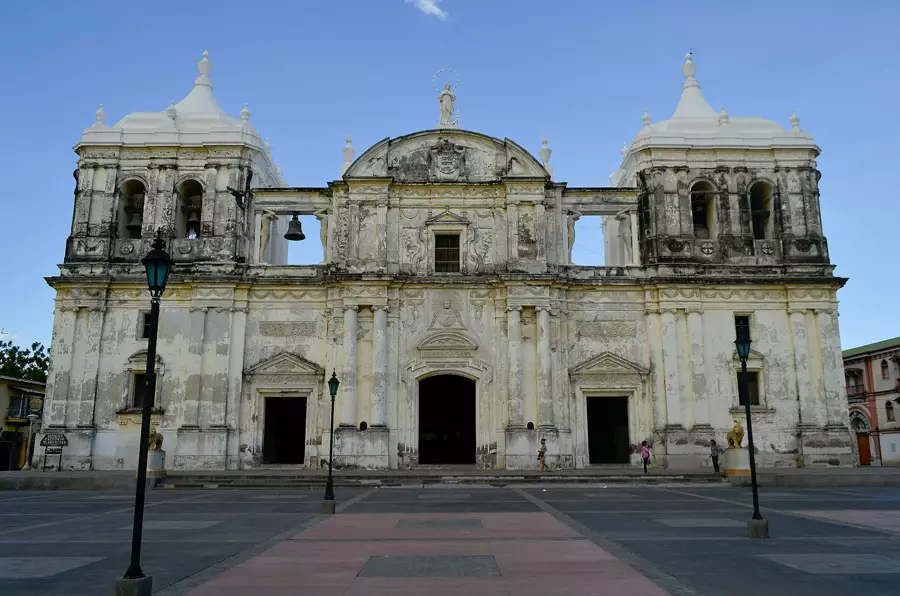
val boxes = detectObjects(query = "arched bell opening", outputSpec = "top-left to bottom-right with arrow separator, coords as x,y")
118,180 -> 147,240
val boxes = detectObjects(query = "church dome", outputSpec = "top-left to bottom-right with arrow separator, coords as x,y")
77,52 -> 267,153
614,52 -> 817,185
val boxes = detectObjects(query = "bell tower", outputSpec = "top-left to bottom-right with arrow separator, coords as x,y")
67,52 -> 284,268
615,53 -> 828,269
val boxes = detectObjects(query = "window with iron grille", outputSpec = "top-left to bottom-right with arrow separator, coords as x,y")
434,234 -> 460,273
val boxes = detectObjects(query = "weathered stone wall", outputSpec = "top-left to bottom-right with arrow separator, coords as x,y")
38,130 -> 852,471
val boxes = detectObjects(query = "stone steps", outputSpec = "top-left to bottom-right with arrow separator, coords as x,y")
161,472 -> 727,489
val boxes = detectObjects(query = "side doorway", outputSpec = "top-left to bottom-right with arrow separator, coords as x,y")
586,396 -> 630,464
263,397 -> 307,465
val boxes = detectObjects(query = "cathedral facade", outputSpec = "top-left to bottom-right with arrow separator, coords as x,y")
36,52 -> 854,471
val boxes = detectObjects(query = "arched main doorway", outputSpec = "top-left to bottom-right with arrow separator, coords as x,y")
418,375 -> 476,465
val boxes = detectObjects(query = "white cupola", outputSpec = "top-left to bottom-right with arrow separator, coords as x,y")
76,51 -> 268,154
613,52 -> 818,186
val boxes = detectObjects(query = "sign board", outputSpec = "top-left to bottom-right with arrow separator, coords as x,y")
40,434 -> 69,448
44,447 -> 63,455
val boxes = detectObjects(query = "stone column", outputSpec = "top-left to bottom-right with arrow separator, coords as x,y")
376,201 -> 388,269
340,305 -> 358,426
686,308 -> 709,427
816,308 -> 847,426
184,307 -> 207,428
660,309 -> 683,428
534,200 -> 547,262
201,165 -> 217,237
72,164 -> 95,236
371,305 -> 388,427
789,308 -> 819,427
536,307 -> 553,427
630,211 -> 640,265
646,308 -> 668,430
347,202 -> 360,263
225,305 -> 247,468
507,306 -> 524,427
507,201 -> 519,263
76,307 -> 106,427
99,164 -> 119,238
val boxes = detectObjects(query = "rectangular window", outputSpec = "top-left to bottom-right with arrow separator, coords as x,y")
132,372 -> 150,409
734,315 -> 750,336
6,396 -> 27,418
434,234 -> 460,273
737,371 -> 760,406
140,312 -> 151,339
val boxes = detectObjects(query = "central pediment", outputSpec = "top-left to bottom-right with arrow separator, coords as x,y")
343,129 -> 548,183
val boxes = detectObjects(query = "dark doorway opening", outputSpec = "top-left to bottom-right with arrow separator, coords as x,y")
419,375 -> 476,465
263,397 -> 307,464
586,396 -> 630,464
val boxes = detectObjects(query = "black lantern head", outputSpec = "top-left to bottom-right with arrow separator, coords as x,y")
284,213 -> 306,241
328,370 -> 340,397
734,317 -> 752,361
141,229 -> 173,298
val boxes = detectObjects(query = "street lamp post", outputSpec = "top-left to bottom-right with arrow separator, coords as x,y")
323,370 -> 340,514
735,317 -> 769,539
117,230 -> 172,596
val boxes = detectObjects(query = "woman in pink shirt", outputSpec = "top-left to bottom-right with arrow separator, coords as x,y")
640,441 -> 651,474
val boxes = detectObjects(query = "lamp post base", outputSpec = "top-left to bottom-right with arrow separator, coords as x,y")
748,518 -> 769,540
322,499 -> 336,514
115,575 -> 153,596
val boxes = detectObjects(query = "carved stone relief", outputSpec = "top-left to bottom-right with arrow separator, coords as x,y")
258,321 -> 319,338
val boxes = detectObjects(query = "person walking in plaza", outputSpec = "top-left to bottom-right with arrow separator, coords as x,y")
710,439 -> 722,473
640,441 -> 651,474
538,438 -> 548,472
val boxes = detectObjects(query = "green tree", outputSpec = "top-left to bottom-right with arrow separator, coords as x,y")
0,340 -> 49,382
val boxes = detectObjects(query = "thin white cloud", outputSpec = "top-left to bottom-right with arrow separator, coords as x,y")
405,0 -> 448,20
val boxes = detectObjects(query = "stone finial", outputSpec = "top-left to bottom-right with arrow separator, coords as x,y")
621,143 -> 628,159
341,136 -> 355,176
166,101 -> 177,120
95,104 -> 106,125
718,106 -> 729,126
642,108 -> 652,128
275,165 -> 283,179
539,137 -> 553,179
240,103 -> 251,123
682,51 -> 696,81
609,170 -> 616,185
194,51 -> 213,88
264,137 -> 272,153
790,110 -> 801,131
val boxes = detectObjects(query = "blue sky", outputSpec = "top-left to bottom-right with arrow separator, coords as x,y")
0,0 -> 897,351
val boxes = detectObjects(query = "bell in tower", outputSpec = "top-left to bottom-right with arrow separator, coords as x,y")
284,213 -> 305,241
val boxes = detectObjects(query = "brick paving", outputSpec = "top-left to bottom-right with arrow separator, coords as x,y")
188,512 -> 667,596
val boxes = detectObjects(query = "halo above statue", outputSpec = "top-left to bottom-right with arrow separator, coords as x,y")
432,69 -> 460,128
431,68 -> 460,93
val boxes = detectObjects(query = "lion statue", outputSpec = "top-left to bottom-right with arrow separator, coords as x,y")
726,423 -> 744,449
148,429 -> 164,451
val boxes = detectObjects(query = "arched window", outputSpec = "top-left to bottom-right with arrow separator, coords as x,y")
882,360 -> 890,380
118,179 -> 146,240
748,182 -> 774,240
690,181 -> 716,240
846,370 -> 864,396
887,401 -> 896,423
177,179 -> 204,239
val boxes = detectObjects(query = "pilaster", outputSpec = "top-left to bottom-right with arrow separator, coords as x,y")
507,306 -> 524,428
340,305 -> 358,426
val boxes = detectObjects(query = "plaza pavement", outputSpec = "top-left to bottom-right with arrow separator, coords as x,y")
1,485 -> 900,595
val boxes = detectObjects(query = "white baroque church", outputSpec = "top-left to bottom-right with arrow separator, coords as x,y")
36,51 -> 853,471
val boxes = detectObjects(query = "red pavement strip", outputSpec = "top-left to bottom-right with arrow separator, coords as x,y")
188,512 -> 669,595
